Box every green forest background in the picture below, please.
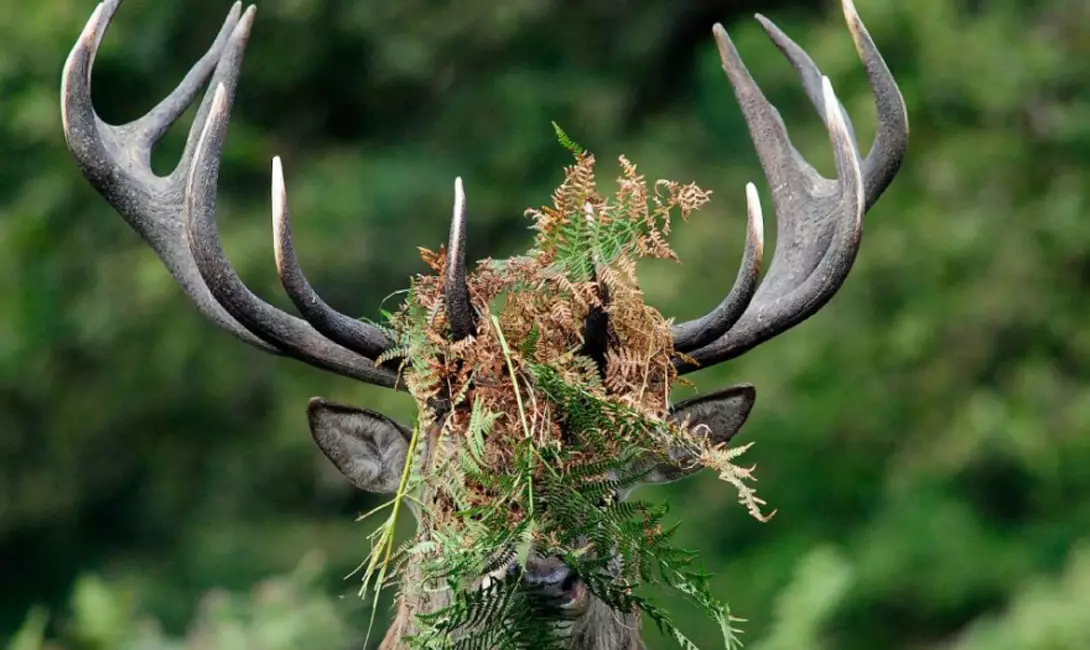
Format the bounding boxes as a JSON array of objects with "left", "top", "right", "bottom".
[{"left": 3, "top": 0, "right": 1090, "bottom": 648}]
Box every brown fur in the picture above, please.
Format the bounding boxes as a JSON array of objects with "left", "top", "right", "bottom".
[
  {"left": 374, "top": 523, "right": 647, "bottom": 649},
  {"left": 377, "top": 579, "right": 646, "bottom": 649},
  {"left": 309, "top": 388, "right": 759, "bottom": 649}
]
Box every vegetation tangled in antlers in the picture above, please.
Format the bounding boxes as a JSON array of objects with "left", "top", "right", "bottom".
[
  {"left": 60, "top": 0, "right": 906, "bottom": 646},
  {"left": 361, "top": 131, "right": 770, "bottom": 649}
]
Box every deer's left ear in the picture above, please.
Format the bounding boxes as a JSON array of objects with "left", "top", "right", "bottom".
[{"left": 641, "top": 384, "right": 756, "bottom": 484}]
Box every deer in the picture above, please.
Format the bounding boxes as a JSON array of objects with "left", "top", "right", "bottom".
[{"left": 60, "top": 0, "right": 906, "bottom": 648}]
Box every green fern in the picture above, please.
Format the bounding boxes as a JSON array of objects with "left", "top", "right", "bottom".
[
  {"left": 354, "top": 135, "right": 754, "bottom": 649},
  {"left": 552, "top": 121, "right": 584, "bottom": 155}
]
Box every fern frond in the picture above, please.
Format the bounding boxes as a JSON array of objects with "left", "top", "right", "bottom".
[
  {"left": 368, "top": 131, "right": 759, "bottom": 650},
  {"left": 552, "top": 121, "right": 585, "bottom": 155}
]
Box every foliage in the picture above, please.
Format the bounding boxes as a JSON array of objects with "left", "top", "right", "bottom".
[
  {"left": 948, "top": 545, "right": 1090, "bottom": 650},
  {"left": 362, "top": 147, "right": 761, "bottom": 647},
  {"left": 18, "top": 543, "right": 1090, "bottom": 650},
  {"left": 6, "top": 554, "right": 358, "bottom": 650},
  {"left": 3, "top": 0, "right": 1090, "bottom": 647}
]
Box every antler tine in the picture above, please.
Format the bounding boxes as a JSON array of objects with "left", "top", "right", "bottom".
[
  {"left": 186, "top": 86, "right": 399, "bottom": 387},
  {"left": 755, "top": 0, "right": 908, "bottom": 209},
  {"left": 675, "top": 23, "right": 866, "bottom": 374},
  {"left": 671, "top": 182, "right": 764, "bottom": 353},
  {"left": 445, "top": 178, "right": 476, "bottom": 341},
  {"left": 61, "top": 1, "right": 273, "bottom": 350},
  {"left": 271, "top": 157, "right": 397, "bottom": 360},
  {"left": 673, "top": 3, "right": 907, "bottom": 365},
  {"left": 841, "top": 0, "right": 909, "bottom": 207},
  {"left": 63, "top": 1, "right": 399, "bottom": 387}
]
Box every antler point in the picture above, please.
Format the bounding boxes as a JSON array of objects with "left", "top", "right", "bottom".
[
  {"left": 820, "top": 76, "right": 838, "bottom": 117},
  {"left": 212, "top": 82, "right": 228, "bottom": 106},
  {"left": 744, "top": 182, "right": 765, "bottom": 251},
  {"left": 272, "top": 157, "right": 287, "bottom": 226},
  {"left": 842, "top": 0, "right": 867, "bottom": 49}
]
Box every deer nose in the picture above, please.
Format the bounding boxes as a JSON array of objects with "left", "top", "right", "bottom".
[{"left": 521, "top": 563, "right": 579, "bottom": 599}]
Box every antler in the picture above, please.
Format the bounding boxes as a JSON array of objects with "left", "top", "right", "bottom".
[
  {"left": 443, "top": 178, "right": 476, "bottom": 341},
  {"left": 671, "top": 0, "right": 908, "bottom": 373},
  {"left": 61, "top": 1, "right": 476, "bottom": 387}
]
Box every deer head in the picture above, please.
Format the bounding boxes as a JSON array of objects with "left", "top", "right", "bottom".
[{"left": 61, "top": 1, "right": 906, "bottom": 648}]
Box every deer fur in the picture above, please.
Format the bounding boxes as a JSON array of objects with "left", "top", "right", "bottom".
[{"left": 310, "top": 389, "right": 755, "bottom": 648}]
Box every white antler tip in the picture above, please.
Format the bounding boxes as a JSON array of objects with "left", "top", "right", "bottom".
[
  {"left": 820, "top": 76, "right": 848, "bottom": 135},
  {"left": 238, "top": 3, "right": 257, "bottom": 27},
  {"left": 271, "top": 157, "right": 287, "bottom": 236},
  {"left": 842, "top": 0, "right": 859, "bottom": 21},
  {"left": 744, "top": 182, "right": 765, "bottom": 245},
  {"left": 210, "top": 82, "right": 229, "bottom": 115},
  {"left": 453, "top": 177, "right": 466, "bottom": 221},
  {"left": 84, "top": 4, "right": 105, "bottom": 41},
  {"left": 820, "top": 75, "right": 835, "bottom": 103}
]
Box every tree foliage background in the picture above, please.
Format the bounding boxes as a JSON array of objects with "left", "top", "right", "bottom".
[{"left": 3, "top": 0, "right": 1090, "bottom": 647}]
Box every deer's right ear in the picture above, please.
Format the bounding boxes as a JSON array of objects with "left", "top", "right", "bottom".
[{"left": 307, "top": 398, "right": 411, "bottom": 493}]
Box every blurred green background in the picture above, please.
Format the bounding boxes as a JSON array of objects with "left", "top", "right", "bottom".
[{"left": 3, "top": 0, "right": 1090, "bottom": 648}]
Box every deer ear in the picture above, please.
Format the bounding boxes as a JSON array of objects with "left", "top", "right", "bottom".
[
  {"left": 307, "top": 397, "right": 411, "bottom": 493},
  {"left": 641, "top": 384, "right": 756, "bottom": 484}
]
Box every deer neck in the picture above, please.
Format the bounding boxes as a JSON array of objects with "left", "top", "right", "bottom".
[
  {"left": 568, "top": 598, "right": 646, "bottom": 650},
  {"left": 377, "top": 556, "right": 450, "bottom": 649},
  {"left": 378, "top": 420, "right": 646, "bottom": 649},
  {"left": 377, "top": 567, "right": 646, "bottom": 650}
]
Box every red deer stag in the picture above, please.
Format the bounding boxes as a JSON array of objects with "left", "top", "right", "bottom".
[{"left": 61, "top": 0, "right": 906, "bottom": 647}]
